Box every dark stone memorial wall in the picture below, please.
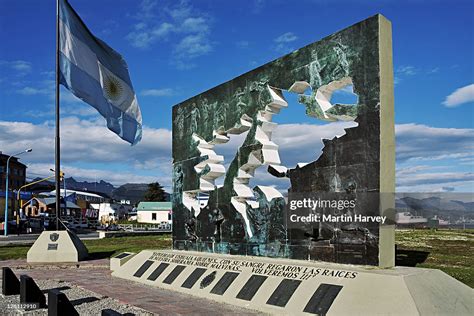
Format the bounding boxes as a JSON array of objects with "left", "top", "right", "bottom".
[{"left": 172, "top": 14, "right": 395, "bottom": 267}]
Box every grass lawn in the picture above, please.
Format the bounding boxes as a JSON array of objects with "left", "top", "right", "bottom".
[
  {"left": 0, "top": 230, "right": 472, "bottom": 287},
  {"left": 0, "top": 234, "right": 172, "bottom": 261},
  {"left": 395, "top": 229, "right": 474, "bottom": 288}
]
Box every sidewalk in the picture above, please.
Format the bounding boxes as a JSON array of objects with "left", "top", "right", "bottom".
[{"left": 0, "top": 259, "right": 261, "bottom": 315}]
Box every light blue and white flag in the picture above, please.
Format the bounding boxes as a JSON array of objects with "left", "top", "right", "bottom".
[{"left": 59, "top": 0, "right": 142, "bottom": 145}]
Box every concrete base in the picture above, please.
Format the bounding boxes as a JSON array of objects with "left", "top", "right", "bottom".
[
  {"left": 110, "top": 252, "right": 136, "bottom": 271},
  {"left": 27, "top": 230, "right": 88, "bottom": 263},
  {"left": 112, "top": 250, "right": 472, "bottom": 316}
]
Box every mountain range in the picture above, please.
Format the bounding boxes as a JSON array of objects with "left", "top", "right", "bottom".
[
  {"left": 396, "top": 195, "right": 473, "bottom": 220},
  {"left": 29, "top": 177, "right": 168, "bottom": 204}
]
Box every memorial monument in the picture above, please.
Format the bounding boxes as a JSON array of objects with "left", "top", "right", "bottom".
[
  {"left": 113, "top": 15, "right": 472, "bottom": 315},
  {"left": 170, "top": 13, "right": 394, "bottom": 268},
  {"left": 27, "top": 229, "right": 88, "bottom": 263}
]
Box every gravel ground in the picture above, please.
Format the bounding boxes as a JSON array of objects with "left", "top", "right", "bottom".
[
  {"left": 0, "top": 279, "right": 153, "bottom": 316},
  {"left": 0, "top": 259, "right": 263, "bottom": 315}
]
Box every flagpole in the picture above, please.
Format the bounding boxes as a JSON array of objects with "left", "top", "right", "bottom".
[{"left": 55, "top": 0, "right": 61, "bottom": 230}]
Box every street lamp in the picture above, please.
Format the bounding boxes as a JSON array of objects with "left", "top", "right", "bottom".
[{"left": 3, "top": 148, "right": 32, "bottom": 236}]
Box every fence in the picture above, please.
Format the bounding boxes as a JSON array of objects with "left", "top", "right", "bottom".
[{"left": 118, "top": 223, "right": 171, "bottom": 232}]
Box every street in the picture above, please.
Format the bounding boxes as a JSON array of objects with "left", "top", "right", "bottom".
[{"left": 0, "top": 231, "right": 99, "bottom": 246}]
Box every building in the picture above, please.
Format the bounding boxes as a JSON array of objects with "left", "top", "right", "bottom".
[
  {"left": 0, "top": 151, "right": 27, "bottom": 191},
  {"left": 91, "top": 202, "right": 133, "bottom": 223},
  {"left": 45, "top": 189, "right": 107, "bottom": 222},
  {"left": 23, "top": 197, "right": 81, "bottom": 217},
  {"left": 49, "top": 189, "right": 106, "bottom": 204},
  {"left": 137, "top": 202, "right": 172, "bottom": 224},
  {"left": 0, "top": 152, "right": 28, "bottom": 220}
]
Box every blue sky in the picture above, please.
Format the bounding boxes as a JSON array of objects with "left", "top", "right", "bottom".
[{"left": 0, "top": 0, "right": 473, "bottom": 192}]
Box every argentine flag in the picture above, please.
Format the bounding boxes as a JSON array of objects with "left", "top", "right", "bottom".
[{"left": 59, "top": 0, "right": 142, "bottom": 145}]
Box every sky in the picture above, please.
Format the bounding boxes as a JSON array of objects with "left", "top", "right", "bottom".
[{"left": 0, "top": 0, "right": 473, "bottom": 193}]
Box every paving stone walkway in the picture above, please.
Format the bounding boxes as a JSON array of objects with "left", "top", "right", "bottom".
[{"left": 0, "top": 259, "right": 262, "bottom": 315}]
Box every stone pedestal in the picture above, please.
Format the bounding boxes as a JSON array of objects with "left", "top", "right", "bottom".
[
  {"left": 27, "top": 230, "right": 88, "bottom": 263},
  {"left": 112, "top": 250, "right": 472, "bottom": 316},
  {"left": 110, "top": 252, "right": 135, "bottom": 271}
]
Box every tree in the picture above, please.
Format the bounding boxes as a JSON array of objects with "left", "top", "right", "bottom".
[{"left": 144, "top": 182, "right": 166, "bottom": 201}]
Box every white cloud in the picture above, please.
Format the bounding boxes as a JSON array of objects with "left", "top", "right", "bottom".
[
  {"left": 394, "top": 65, "right": 417, "bottom": 85},
  {"left": 211, "top": 122, "right": 357, "bottom": 191},
  {"left": 394, "top": 65, "right": 442, "bottom": 85},
  {"left": 141, "top": 88, "right": 175, "bottom": 97},
  {"left": 181, "top": 17, "right": 209, "bottom": 33},
  {"left": 3, "top": 116, "right": 472, "bottom": 192},
  {"left": 274, "top": 32, "right": 298, "bottom": 43},
  {"left": 100, "top": 20, "right": 120, "bottom": 36},
  {"left": 397, "top": 178, "right": 474, "bottom": 193},
  {"left": 62, "top": 105, "right": 99, "bottom": 117},
  {"left": 396, "top": 124, "right": 473, "bottom": 192},
  {"left": 133, "top": 0, "right": 158, "bottom": 21},
  {"left": 26, "top": 163, "right": 166, "bottom": 187},
  {"left": 442, "top": 84, "right": 474, "bottom": 107},
  {"left": 152, "top": 22, "right": 175, "bottom": 37},
  {"left": 396, "top": 123, "right": 473, "bottom": 162},
  {"left": 211, "top": 122, "right": 357, "bottom": 170},
  {"left": 61, "top": 91, "right": 82, "bottom": 104},
  {"left": 127, "top": 0, "right": 213, "bottom": 68},
  {"left": 273, "top": 32, "right": 298, "bottom": 53},
  {"left": 11, "top": 61, "right": 32, "bottom": 72},
  {"left": 0, "top": 60, "right": 32, "bottom": 75},
  {"left": 0, "top": 117, "right": 171, "bottom": 186},
  {"left": 167, "top": 0, "right": 193, "bottom": 20},
  {"left": 396, "top": 65, "right": 417, "bottom": 76},
  {"left": 24, "top": 104, "right": 99, "bottom": 119},
  {"left": 127, "top": 22, "right": 175, "bottom": 48},
  {"left": 126, "top": 30, "right": 154, "bottom": 49},
  {"left": 396, "top": 165, "right": 447, "bottom": 177},
  {"left": 274, "top": 122, "right": 358, "bottom": 166},
  {"left": 216, "top": 122, "right": 474, "bottom": 193},
  {"left": 15, "top": 78, "right": 55, "bottom": 99},
  {"left": 21, "top": 89, "right": 97, "bottom": 118},
  {"left": 175, "top": 34, "right": 212, "bottom": 59},
  {"left": 397, "top": 171, "right": 474, "bottom": 187},
  {"left": 17, "top": 87, "right": 49, "bottom": 95},
  {"left": 458, "top": 157, "right": 474, "bottom": 166}
]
